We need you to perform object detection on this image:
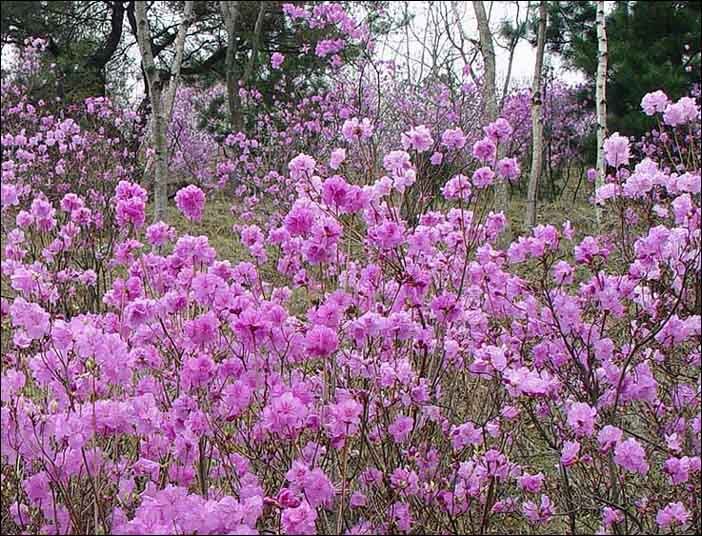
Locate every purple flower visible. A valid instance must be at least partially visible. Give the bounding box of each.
[281,500,317,535]
[305,325,339,357]
[389,415,414,443]
[566,402,597,437]
[496,157,520,181]
[518,472,545,494]
[289,154,317,180]
[389,501,412,531]
[656,502,690,529]
[641,90,669,115]
[560,440,580,467]
[303,468,334,508]
[472,137,496,161]
[401,125,433,153]
[663,96,700,126]
[597,425,623,452]
[175,185,206,222]
[441,127,466,149]
[472,166,496,188]
[329,148,346,170]
[271,52,285,69]
[614,438,649,475]
[603,132,630,168]
[484,117,513,142]
[342,117,373,142]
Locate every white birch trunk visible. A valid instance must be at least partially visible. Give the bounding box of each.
[165,1,195,124]
[526,1,547,228]
[135,1,192,223]
[595,0,608,228]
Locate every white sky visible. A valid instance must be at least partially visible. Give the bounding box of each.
[376,1,585,89]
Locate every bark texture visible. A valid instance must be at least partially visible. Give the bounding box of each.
[473,1,510,239]
[135,1,193,223]
[595,0,608,227]
[220,1,243,132]
[526,1,548,228]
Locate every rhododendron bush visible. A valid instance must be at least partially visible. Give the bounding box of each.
[1,8,701,536]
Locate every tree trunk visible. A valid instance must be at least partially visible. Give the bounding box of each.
[165,1,195,124]
[220,1,243,132]
[135,1,192,223]
[472,1,497,121]
[472,1,510,240]
[85,0,127,96]
[595,0,608,228]
[499,2,524,110]
[244,2,267,85]
[526,1,547,228]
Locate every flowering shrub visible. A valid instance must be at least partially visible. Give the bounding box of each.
[1,82,700,535]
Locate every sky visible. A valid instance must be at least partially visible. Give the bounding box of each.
[376,1,585,89]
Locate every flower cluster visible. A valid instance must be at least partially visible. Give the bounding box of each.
[1,28,700,536]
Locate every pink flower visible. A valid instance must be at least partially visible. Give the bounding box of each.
[329,148,346,170]
[603,132,630,168]
[284,204,315,236]
[566,402,597,437]
[10,297,50,340]
[560,440,580,467]
[441,127,467,149]
[522,494,553,524]
[383,150,412,174]
[450,421,483,450]
[315,38,345,57]
[389,501,412,531]
[663,96,700,126]
[271,52,285,69]
[1,182,19,209]
[175,185,206,222]
[430,151,444,165]
[484,117,513,142]
[597,425,623,452]
[602,506,624,529]
[321,175,351,209]
[614,438,649,475]
[472,166,496,188]
[496,157,520,181]
[289,154,317,180]
[641,90,669,115]
[401,125,433,153]
[663,456,692,485]
[389,415,414,443]
[656,502,690,529]
[369,220,404,249]
[184,312,219,346]
[305,325,339,357]
[281,500,317,535]
[552,260,574,285]
[146,221,175,246]
[518,472,545,494]
[23,472,50,506]
[263,392,308,436]
[350,491,367,508]
[472,137,496,161]
[342,117,373,142]
[443,174,471,201]
[303,468,335,508]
